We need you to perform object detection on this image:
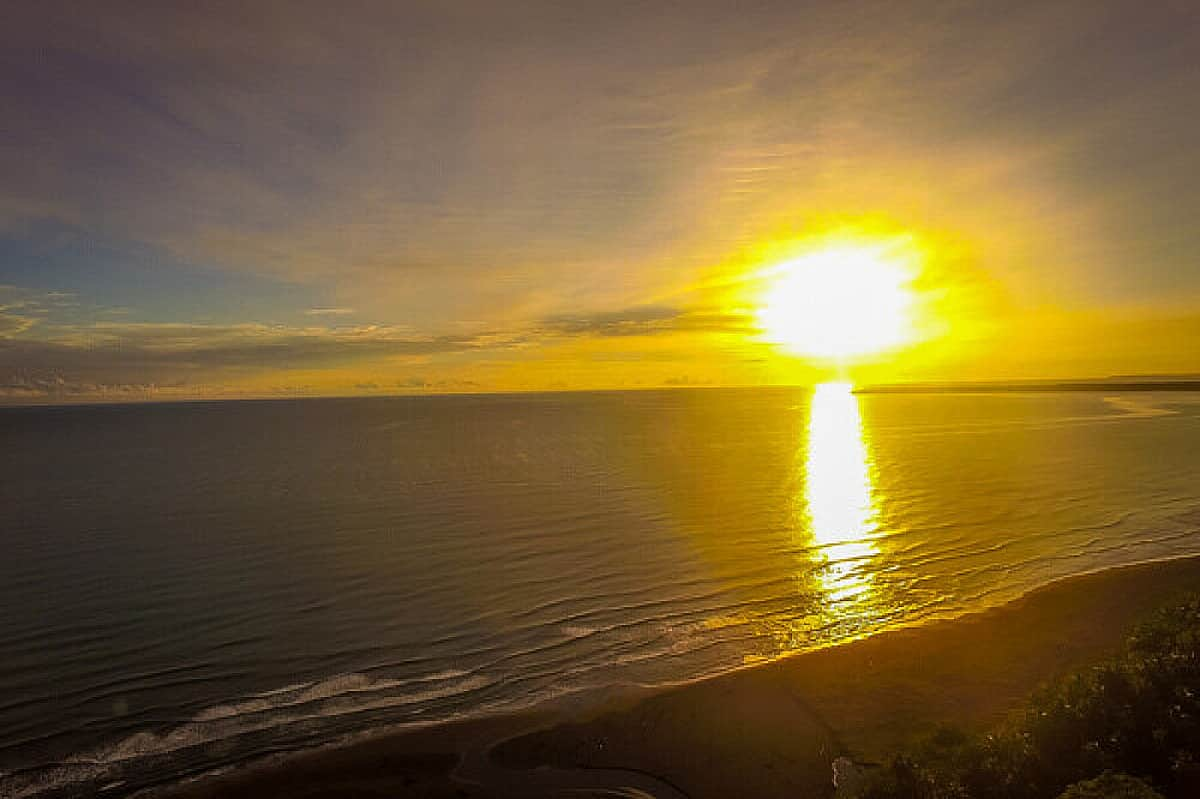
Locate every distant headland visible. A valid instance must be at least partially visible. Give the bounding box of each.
[856,375,1200,394]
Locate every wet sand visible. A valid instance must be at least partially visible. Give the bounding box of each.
[156,555,1200,799]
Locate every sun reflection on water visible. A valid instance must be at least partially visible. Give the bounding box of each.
[802,382,880,615]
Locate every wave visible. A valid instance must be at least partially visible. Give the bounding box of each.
[192,669,468,722]
[0,669,492,799]
[868,393,1180,438]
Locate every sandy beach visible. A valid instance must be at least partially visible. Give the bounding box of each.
[152,554,1200,799]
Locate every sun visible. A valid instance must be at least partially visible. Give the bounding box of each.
[755,239,918,360]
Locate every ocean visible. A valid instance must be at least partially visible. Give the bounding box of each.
[2,386,1199,797]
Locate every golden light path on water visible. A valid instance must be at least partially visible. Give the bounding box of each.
[802,382,881,620]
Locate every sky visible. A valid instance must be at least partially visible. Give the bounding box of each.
[3,0,1199,401]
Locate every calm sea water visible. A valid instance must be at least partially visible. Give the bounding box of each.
[3,387,1200,797]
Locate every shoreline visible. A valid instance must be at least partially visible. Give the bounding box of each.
[151,552,1200,799]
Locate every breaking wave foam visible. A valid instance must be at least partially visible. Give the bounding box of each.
[1,669,491,799]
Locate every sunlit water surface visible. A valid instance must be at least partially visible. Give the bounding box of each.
[2,388,1200,796]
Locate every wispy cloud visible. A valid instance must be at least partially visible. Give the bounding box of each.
[304,307,356,317]
[0,311,35,337]
[6,2,1199,319]
[535,306,756,338]
[5,321,490,370]
[0,303,760,399]
[0,286,87,336]
[0,375,166,401]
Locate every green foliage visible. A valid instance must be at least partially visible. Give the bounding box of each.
[1056,771,1162,799]
[860,596,1200,799]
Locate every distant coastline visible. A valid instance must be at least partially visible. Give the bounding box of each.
[856,376,1200,394]
[6,376,1200,409]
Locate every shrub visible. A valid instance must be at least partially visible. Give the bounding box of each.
[1056,771,1162,799]
[860,595,1200,799]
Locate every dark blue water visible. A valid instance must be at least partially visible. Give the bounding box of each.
[2,388,1199,797]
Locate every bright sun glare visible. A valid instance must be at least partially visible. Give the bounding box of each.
[756,240,918,360]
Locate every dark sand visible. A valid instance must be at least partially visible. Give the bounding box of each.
[157,556,1200,799]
